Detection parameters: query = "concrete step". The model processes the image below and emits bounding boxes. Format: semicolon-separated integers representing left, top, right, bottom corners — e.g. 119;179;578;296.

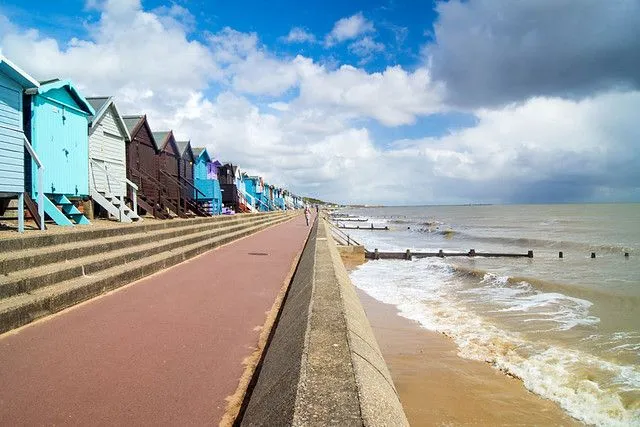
0;212;280;253
0;212;297;334
0;213;284;276
0;213;292;300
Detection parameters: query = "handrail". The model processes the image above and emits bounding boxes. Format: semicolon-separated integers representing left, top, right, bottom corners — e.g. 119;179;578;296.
136;166;164;189
177;173;206;199
160;169;206;198
325;219;363;247
23;135;45;231
23;135;43;168
125;178;138;191
89;159;113;193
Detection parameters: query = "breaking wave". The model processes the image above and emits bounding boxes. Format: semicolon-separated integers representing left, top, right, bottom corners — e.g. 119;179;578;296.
350;258;640;426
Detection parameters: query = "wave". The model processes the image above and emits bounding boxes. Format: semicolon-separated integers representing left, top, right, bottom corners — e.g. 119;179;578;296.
349;259;640;426
428;229;634;254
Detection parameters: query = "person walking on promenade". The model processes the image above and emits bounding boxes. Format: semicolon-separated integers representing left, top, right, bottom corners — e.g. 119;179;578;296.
304;205;311;226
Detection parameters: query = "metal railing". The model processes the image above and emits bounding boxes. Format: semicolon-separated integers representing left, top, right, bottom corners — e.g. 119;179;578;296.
325;219;362;247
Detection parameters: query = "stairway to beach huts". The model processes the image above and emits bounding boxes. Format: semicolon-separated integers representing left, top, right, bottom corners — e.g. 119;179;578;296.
0;211;297;334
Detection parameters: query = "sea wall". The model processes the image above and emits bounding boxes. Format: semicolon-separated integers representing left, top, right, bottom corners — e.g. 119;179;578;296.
239;218;408;426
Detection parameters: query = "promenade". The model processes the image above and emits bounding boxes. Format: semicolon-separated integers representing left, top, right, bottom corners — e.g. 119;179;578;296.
0;212;313;425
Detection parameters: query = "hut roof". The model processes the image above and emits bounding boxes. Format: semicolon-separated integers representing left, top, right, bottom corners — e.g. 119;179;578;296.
122;115;145;134
121;115;160;151
86;97;110;116
152;131;170;148
86;96;131;140
175;140;189;156
0;55;39;88
28;79;95;115
153;130;179;155
192;147;211;163
176;140;195;162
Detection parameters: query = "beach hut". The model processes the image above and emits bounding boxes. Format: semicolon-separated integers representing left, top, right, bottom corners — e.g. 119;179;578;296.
86;97;139;223
218;163;240;212
122;115;165;218
273;187;285;210
176;140;207;216
23;78;95;226
244;176;270;212
153;130;183;217
0;55;42;232
263;183;274;210
193;147;222;215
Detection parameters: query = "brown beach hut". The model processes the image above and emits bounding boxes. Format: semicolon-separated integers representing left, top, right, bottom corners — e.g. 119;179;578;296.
153;130;183;217
217;163;240;212
122;115;168;219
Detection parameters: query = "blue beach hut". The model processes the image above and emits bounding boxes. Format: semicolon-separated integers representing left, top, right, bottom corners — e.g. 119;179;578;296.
193;147;222;215
244;176;270;212
24;78;95;226
0;55;41;232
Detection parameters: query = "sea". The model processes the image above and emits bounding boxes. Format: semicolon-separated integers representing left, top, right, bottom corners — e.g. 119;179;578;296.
341;204;640;427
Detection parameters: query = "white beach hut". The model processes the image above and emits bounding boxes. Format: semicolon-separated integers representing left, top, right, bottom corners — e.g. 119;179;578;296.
86;96;139;222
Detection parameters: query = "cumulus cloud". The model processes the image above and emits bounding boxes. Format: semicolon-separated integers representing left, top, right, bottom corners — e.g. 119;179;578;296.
325;12;374;47
297;65;444;126
427;0;640;108
281;27;316;44
0;0;218;115
348;36;385;63
389;91;640;203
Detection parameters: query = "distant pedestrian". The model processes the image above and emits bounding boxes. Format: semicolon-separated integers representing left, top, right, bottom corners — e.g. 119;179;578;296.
304;206;310;226
315;204;319;214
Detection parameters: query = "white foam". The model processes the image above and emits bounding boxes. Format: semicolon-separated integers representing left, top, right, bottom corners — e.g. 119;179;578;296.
350;258;640;426
458;273;600;331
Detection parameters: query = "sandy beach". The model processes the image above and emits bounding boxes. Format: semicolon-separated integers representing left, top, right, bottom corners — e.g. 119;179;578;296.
350;259;582;426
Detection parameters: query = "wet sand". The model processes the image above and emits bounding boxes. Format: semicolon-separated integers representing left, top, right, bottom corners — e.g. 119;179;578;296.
355;285;582;426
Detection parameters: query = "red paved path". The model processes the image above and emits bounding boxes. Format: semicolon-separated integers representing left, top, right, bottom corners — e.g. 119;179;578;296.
0;213;313;426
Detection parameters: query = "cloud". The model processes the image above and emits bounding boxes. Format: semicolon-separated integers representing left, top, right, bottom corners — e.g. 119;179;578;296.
387;91;640;204
281;27;316;44
0;0;218;115
1;1;638;204
297;65;444;126
426;0;640;108
151;3;197;33
348;36;385;63
325;12;374;47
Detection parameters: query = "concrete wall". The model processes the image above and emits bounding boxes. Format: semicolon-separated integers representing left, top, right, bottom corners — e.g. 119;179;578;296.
239;219;408;426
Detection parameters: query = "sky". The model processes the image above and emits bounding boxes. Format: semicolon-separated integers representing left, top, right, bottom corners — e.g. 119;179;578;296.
1;0;639;205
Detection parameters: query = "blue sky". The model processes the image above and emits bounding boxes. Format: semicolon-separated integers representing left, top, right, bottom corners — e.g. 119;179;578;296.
1;0;639;204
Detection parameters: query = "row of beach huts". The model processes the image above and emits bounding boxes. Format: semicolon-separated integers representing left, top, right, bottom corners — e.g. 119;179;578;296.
0;55;306;232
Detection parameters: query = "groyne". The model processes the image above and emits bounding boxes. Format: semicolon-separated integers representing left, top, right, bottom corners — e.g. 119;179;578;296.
237;218;408;426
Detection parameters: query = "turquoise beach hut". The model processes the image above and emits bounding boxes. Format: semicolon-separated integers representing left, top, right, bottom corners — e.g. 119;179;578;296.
24;79;95;226
244;176;270;212
193;147;222;215
0;55;41;232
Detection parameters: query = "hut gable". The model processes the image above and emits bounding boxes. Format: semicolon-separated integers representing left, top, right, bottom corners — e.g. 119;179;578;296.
87;97;130;141
122;115;158;151
153;131;179;158
176;140;194;163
